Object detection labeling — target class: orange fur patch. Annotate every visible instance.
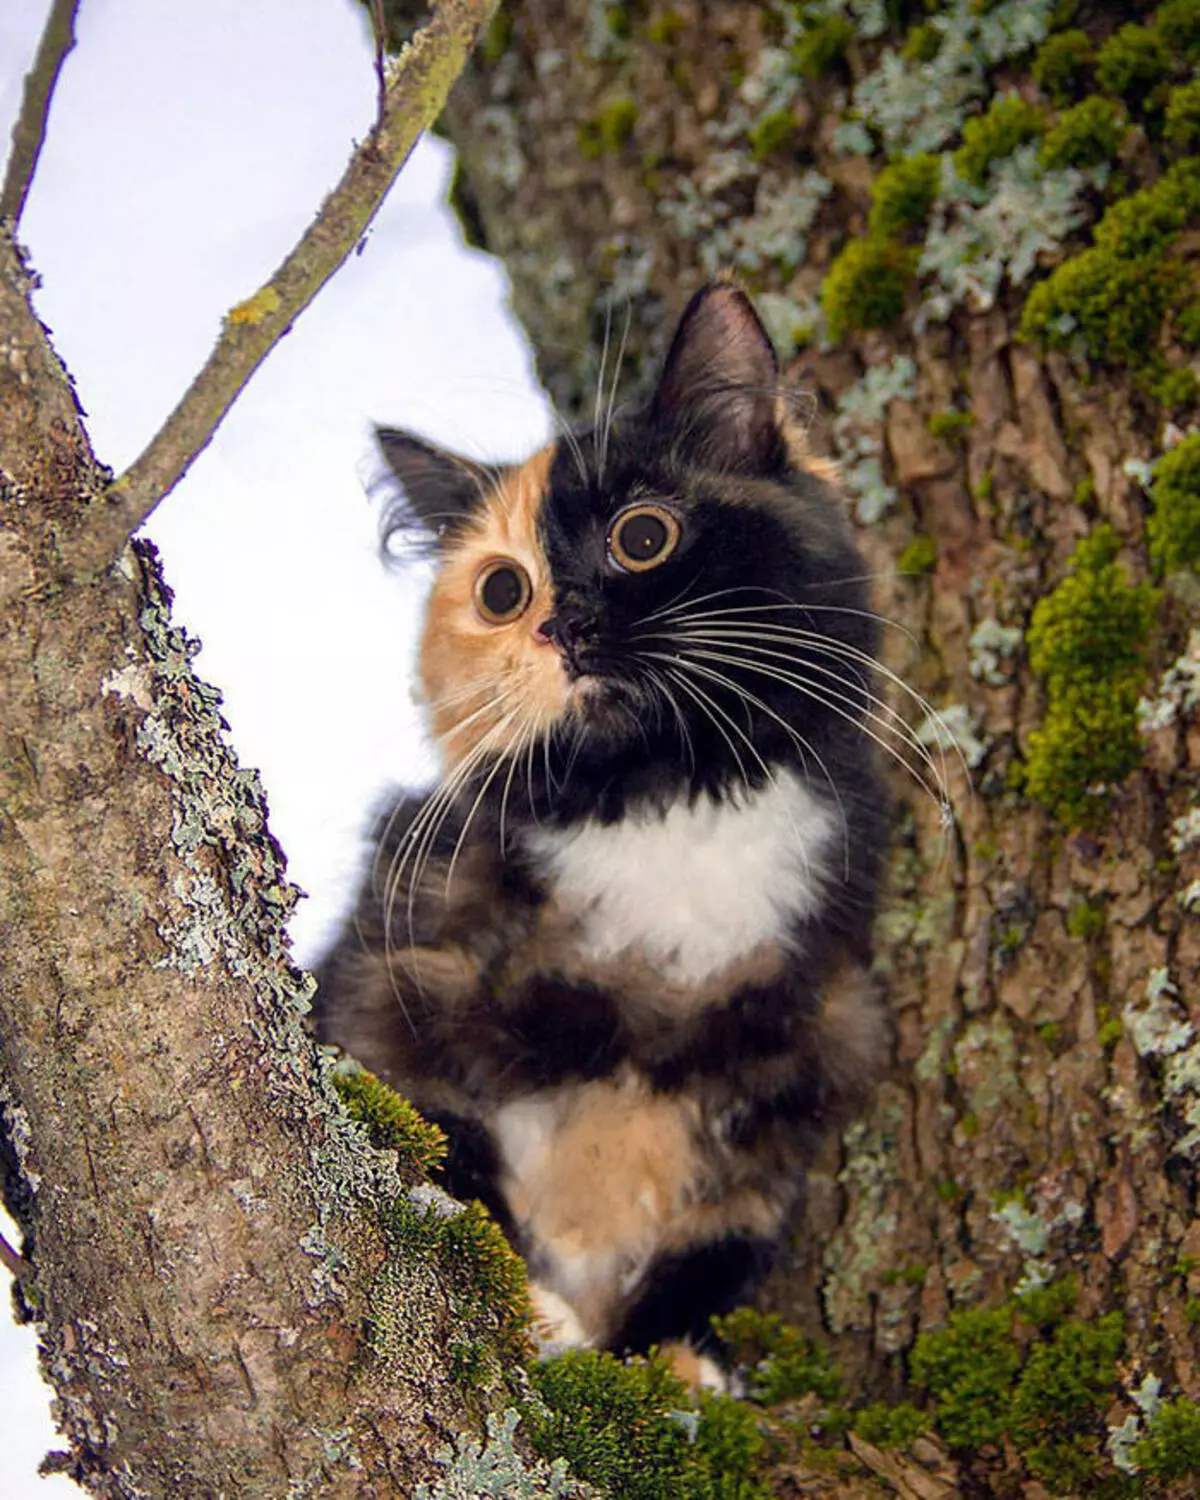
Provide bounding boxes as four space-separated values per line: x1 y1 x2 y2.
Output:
418 444 572 768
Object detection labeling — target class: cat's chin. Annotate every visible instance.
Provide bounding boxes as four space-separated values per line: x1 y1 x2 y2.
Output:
566 674 645 743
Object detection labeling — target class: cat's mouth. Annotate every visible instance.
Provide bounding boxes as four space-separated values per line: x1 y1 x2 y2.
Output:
565 671 644 736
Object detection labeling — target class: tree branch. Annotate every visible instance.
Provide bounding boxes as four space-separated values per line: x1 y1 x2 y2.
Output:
0 0 80 229
64 0 499 582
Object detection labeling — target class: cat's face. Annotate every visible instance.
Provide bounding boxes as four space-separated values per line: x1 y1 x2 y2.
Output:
379 283 877 807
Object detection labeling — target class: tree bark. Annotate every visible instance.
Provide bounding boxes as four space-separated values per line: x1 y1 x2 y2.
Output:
429 0 1200 1435
0 3 565 1493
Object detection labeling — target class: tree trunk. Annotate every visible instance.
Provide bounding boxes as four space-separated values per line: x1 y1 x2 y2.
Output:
0 4 566 1491
428 0 1200 1478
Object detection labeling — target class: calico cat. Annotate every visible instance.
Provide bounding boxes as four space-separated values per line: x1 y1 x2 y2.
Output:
316 281 898 1378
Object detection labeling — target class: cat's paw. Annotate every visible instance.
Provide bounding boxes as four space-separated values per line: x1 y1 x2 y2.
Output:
530 1283 590 1357
657 1341 729 1392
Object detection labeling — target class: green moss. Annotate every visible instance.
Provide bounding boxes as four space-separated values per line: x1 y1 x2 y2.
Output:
1039 96 1128 170
479 7 513 65
1156 0 1200 63
974 470 995 503
899 534 939 575
578 96 638 158
910 1306 1023 1447
1020 527 1157 828
1132 1396 1200 1479
747 109 797 161
851 1402 926 1449
692 1394 770 1499
1019 159 1200 386
901 21 941 63
1097 1011 1124 1047
1186 1297 1200 1325
868 153 941 240
1147 433 1200 572
332 1067 447 1179
526 1350 769 1499
1155 367 1199 411
1165 77 1200 152
1031 29 1093 105
386 1195 533 1370
791 14 855 81
1095 23 1170 109
713 1308 841 1404
1015 1275 1078 1327
645 9 684 45
927 408 973 442
954 96 1045 187
1009 1315 1123 1491
1065 899 1104 939
821 236 916 342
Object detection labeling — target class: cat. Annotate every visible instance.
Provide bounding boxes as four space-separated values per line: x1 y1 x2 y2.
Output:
315 279 901 1381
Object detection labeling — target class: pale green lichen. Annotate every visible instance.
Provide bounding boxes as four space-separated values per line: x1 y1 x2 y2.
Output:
822 1088 904 1342
832 355 916 523
969 618 1023 686
415 1409 582 1499
1123 967 1200 1159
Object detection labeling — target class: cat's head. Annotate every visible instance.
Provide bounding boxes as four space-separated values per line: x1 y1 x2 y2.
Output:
377 281 876 809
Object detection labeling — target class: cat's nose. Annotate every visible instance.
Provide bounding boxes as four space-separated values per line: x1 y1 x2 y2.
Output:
536 605 596 673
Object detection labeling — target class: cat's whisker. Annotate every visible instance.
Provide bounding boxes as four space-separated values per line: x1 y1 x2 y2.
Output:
643 591 923 654
659 626 942 784
593 300 613 484
656 659 833 893
600 299 632 483
651 652 849 880
376 733 498 1024
676 642 950 813
444 713 525 898
654 614 962 789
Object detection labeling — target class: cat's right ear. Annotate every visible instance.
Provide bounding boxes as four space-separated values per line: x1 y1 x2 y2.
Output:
375 426 494 552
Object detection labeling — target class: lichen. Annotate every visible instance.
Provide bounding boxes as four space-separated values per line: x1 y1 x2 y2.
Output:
414 1408 581 1499
968 617 1023 685
1019 526 1158 828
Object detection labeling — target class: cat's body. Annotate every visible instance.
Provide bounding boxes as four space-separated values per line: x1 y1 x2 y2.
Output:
316 282 891 1369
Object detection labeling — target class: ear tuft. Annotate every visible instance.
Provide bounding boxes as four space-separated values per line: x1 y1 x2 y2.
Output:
650 281 784 474
375 427 494 554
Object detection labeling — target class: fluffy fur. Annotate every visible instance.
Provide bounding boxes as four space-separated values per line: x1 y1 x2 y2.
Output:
316 282 900 1369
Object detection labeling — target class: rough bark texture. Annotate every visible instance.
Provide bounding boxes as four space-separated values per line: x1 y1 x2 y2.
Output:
0 4 556 1487
422 0 1199 1486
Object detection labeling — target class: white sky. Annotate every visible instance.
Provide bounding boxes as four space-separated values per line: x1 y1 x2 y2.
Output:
1 1 549 1490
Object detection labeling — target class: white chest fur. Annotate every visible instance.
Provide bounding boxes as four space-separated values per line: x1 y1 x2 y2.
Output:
526 770 837 985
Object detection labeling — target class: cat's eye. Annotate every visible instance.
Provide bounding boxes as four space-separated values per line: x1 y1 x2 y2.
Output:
474 559 532 624
608 502 681 573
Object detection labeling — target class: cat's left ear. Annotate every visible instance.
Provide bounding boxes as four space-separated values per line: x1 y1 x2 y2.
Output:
375 426 495 550
649 281 785 474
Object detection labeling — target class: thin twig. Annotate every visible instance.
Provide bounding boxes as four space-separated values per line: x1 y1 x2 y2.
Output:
0 0 80 229
64 0 499 583
370 0 389 126
0 1228 34 1283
